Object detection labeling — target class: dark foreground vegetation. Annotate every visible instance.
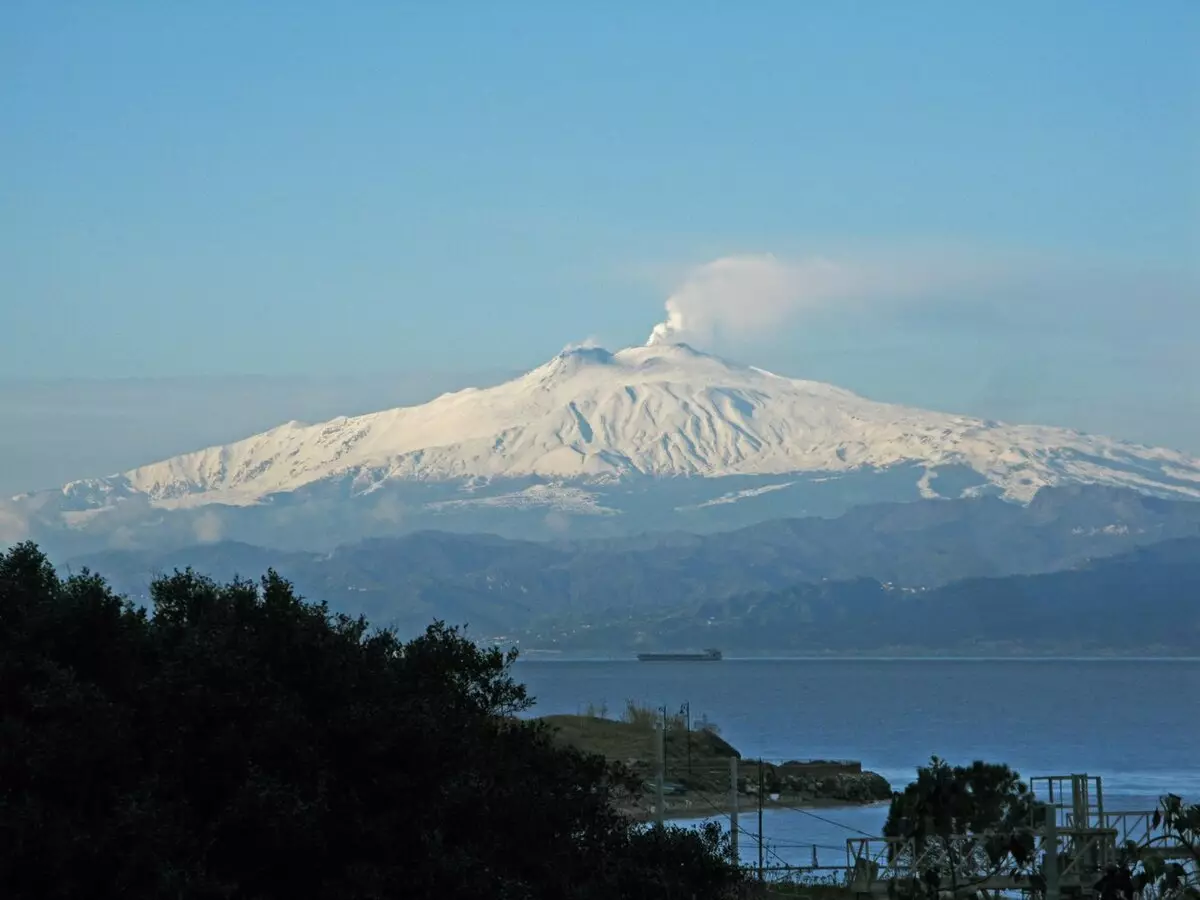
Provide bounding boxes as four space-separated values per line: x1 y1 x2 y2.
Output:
0 542 748 899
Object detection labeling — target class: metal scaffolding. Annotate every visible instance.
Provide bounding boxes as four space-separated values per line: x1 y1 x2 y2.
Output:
842 773 1194 899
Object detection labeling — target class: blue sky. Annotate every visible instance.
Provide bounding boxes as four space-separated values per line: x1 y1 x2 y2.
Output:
1 2 1198 488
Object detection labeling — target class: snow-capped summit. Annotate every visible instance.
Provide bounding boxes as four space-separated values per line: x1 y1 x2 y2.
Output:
9 342 1200 553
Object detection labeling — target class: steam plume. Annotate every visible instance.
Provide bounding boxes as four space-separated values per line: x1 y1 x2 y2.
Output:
646 251 994 346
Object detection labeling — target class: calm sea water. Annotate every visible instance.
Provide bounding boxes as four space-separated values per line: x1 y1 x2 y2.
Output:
515 659 1200 867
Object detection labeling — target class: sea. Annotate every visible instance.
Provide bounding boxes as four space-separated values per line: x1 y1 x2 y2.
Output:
515 658 1200 870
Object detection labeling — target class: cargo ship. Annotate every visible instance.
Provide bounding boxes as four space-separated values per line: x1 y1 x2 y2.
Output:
636 648 722 662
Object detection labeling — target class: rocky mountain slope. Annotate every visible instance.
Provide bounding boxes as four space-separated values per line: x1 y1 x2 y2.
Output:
66 486 1200 639
517 536 1200 656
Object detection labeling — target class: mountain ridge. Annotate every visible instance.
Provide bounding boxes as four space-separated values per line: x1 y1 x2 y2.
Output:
62 486 1200 639
9 342 1200 554
520 536 1200 656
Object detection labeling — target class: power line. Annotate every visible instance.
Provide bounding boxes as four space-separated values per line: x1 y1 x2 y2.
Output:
758 838 847 852
657 745 884 834
769 801 878 838
641 731 882 875
656 790 847 854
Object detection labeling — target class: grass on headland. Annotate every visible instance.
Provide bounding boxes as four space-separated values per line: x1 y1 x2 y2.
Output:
538 701 738 794
536 702 891 815
540 702 846 784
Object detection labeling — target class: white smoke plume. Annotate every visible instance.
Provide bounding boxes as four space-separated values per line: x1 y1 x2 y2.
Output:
646 251 997 346
369 492 407 525
0 502 30 544
560 335 603 352
192 509 224 544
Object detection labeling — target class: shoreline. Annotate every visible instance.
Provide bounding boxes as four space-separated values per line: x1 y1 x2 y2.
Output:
516 654 1200 662
619 793 889 824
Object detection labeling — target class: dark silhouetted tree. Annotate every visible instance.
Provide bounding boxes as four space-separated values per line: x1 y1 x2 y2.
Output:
882 757 1045 898
0 542 747 899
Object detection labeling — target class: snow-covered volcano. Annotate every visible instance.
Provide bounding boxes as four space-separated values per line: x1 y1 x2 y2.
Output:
9 342 1200 553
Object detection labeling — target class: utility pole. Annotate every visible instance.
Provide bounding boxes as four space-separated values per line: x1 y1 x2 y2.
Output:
654 717 665 828
1044 806 1060 900
757 763 765 881
729 756 739 866
681 701 691 776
